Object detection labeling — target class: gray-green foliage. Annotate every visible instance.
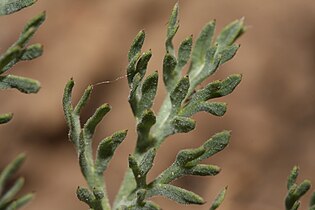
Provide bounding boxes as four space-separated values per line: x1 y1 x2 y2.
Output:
63 3 243 210
63 80 128 210
0 154 33 210
0 1 44 209
0 0 45 124
285 166 315 210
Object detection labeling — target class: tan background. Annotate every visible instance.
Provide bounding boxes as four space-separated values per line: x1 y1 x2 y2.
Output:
0 0 315 209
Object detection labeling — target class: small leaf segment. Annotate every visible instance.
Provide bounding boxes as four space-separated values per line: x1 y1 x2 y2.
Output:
0 5 45 124
63 79 128 210
0 154 34 210
285 166 315 210
113 3 244 209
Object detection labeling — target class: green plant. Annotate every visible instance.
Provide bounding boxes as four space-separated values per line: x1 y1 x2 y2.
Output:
285 166 315 210
63 3 244 210
0 0 45 209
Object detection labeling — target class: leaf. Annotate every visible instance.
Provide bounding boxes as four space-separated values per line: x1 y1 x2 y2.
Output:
76 186 94 207
128 30 145 62
138 71 158 115
190 20 216 72
136 109 156 152
180 102 227 117
189 74 242 103
216 18 245 47
20 43 43 61
177 35 193 70
95 130 127 174
129 155 143 188
16 11 46 48
62 79 81 145
139 148 156 176
147 184 204 205
175 147 205 166
127 53 141 87
74 85 93 115
187 164 221 176
172 116 195 133
0 74 40 93
189 131 231 165
83 104 111 139
0 0 36 15
0 113 13 124
0 46 21 74
166 3 179 55
209 187 227 210
163 53 177 92
4 193 33 210
288 166 299 190
0 177 24 208
170 76 190 111
0 154 25 193
218 44 239 65
136 50 152 79
128 73 142 114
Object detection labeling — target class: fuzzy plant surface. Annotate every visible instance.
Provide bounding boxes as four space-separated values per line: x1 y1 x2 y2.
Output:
285 166 315 210
0 0 44 209
0 0 45 124
63 3 244 210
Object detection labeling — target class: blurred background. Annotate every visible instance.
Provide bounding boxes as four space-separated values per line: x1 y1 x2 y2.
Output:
0 0 315 209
